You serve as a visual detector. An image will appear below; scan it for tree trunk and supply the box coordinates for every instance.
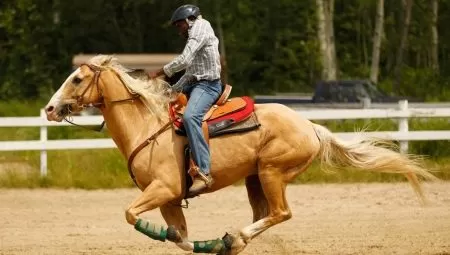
[370,0,384,84]
[316,0,329,79]
[325,0,337,80]
[316,0,337,80]
[430,0,439,73]
[394,0,413,93]
[214,1,228,84]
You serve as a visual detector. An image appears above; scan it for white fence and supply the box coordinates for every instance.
[1,101,450,177]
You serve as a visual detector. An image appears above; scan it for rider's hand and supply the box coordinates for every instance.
[148,68,166,79]
[148,71,158,79]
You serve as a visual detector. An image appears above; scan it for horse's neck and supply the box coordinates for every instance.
[100,73,168,158]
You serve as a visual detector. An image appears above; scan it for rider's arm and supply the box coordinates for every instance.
[163,20,208,77]
[171,74,190,92]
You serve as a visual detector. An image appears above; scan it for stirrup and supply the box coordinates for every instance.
[189,166,213,187]
[195,171,213,188]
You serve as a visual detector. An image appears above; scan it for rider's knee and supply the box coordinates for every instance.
[182,112,194,123]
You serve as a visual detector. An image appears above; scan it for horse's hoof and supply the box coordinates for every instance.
[216,232,247,255]
[166,225,183,243]
[215,233,233,255]
[222,232,235,249]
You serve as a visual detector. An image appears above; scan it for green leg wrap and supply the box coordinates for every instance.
[193,238,225,253]
[134,218,167,242]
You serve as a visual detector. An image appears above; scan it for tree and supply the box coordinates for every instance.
[3,0,450,101]
[0,0,67,99]
[430,0,439,73]
[213,0,228,84]
[316,0,337,80]
[394,0,413,92]
[370,0,384,84]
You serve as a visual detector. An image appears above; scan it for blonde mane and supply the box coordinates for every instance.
[88,55,173,121]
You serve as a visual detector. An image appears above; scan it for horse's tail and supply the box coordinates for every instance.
[312,123,438,204]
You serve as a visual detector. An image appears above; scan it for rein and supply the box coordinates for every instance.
[127,119,175,187]
[64,116,106,132]
[126,118,190,208]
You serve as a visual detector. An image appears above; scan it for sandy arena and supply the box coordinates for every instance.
[1,182,449,255]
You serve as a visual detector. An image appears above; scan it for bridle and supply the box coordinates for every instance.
[64,64,140,131]
[75,64,104,108]
[75,63,143,109]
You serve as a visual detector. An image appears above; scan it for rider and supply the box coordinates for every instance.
[149,4,222,197]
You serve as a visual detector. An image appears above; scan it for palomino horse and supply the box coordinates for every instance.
[45,55,437,254]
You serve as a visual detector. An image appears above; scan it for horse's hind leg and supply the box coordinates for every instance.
[224,170,292,255]
[243,170,292,239]
[245,175,269,222]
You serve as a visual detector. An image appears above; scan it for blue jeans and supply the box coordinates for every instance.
[182,79,222,175]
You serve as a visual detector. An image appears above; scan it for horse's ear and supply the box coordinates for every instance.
[102,56,113,66]
[95,55,114,67]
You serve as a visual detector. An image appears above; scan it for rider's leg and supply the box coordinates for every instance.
[182,79,222,196]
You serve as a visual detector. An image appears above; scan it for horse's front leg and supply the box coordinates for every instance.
[160,203,195,251]
[125,180,182,243]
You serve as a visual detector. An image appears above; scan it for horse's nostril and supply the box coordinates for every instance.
[46,106,54,113]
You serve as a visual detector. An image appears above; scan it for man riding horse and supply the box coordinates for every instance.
[149,4,222,197]
[44,4,437,254]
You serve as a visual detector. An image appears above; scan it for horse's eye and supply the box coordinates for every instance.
[73,77,82,84]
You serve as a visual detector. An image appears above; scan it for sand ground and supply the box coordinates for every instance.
[1,182,449,255]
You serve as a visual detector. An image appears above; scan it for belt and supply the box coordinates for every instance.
[195,78,220,82]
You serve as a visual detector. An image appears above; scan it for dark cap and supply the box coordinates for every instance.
[170,4,200,24]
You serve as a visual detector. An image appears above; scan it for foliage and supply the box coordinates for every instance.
[2,0,450,99]
[0,0,69,99]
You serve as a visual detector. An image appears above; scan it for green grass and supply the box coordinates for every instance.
[0,120,135,188]
[1,100,449,188]
[0,99,47,117]
[0,149,133,189]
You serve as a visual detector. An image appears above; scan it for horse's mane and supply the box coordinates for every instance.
[87,55,173,121]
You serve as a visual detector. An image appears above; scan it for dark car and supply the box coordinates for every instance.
[312,80,422,103]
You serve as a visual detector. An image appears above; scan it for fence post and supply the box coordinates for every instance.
[362,97,371,109]
[398,100,409,154]
[40,109,48,177]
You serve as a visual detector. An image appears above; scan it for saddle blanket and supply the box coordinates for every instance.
[170,96,260,137]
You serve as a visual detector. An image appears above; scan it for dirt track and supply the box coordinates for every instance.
[1,183,449,255]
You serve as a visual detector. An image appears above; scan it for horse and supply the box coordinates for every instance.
[44,55,437,254]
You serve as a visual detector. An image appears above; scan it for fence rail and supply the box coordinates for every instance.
[1,101,449,176]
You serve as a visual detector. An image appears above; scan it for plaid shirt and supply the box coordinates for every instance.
[163,18,221,90]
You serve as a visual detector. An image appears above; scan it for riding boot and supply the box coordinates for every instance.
[188,172,214,197]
